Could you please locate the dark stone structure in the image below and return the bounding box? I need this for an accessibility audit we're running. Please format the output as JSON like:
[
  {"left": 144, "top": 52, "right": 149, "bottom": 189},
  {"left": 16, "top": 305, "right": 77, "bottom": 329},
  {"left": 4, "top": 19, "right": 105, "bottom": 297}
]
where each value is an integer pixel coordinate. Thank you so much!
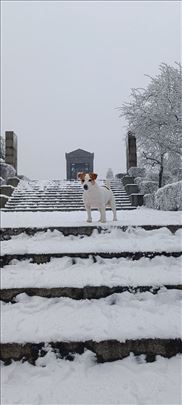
[
  {"left": 126, "top": 131, "right": 137, "bottom": 171},
  {"left": 65, "top": 149, "right": 94, "bottom": 180},
  {"left": 5, "top": 131, "right": 18, "bottom": 174}
]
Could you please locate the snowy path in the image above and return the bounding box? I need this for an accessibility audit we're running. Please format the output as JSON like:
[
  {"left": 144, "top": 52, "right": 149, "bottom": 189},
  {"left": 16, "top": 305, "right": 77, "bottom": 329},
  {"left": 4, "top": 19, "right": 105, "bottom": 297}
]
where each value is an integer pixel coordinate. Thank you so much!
[
  {"left": 1, "top": 207, "right": 182, "bottom": 228},
  {"left": 1, "top": 227, "right": 182, "bottom": 255},
  {"left": 2, "top": 256, "right": 182, "bottom": 289},
  {"left": 1, "top": 351, "right": 181, "bottom": 405},
  {"left": 1, "top": 290, "right": 182, "bottom": 343}
]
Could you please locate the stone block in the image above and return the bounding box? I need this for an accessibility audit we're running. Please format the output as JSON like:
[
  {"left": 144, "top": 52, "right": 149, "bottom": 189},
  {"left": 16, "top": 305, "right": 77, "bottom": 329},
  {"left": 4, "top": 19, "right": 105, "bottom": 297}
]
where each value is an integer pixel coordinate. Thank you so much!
[
  {"left": 0, "top": 185, "right": 15, "bottom": 196},
  {"left": 129, "top": 193, "right": 144, "bottom": 207},
  {"left": 125, "top": 184, "right": 139, "bottom": 195},
  {"left": 0, "top": 194, "right": 9, "bottom": 208},
  {"left": 7, "top": 177, "right": 20, "bottom": 187},
  {"left": 122, "top": 176, "right": 134, "bottom": 186}
]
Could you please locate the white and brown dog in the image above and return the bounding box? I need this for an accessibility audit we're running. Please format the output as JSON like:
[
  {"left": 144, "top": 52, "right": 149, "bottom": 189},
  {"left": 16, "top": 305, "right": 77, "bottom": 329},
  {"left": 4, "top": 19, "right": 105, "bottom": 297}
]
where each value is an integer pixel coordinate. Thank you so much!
[{"left": 78, "top": 172, "right": 117, "bottom": 223}]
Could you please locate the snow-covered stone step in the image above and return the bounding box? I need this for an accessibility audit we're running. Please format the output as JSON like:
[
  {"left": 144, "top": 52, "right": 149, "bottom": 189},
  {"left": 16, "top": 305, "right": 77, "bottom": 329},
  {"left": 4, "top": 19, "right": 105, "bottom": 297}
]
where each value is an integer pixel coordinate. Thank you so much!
[
  {"left": 2, "top": 207, "right": 135, "bottom": 212},
  {"left": 1, "top": 227, "right": 181, "bottom": 256},
  {"left": 1, "top": 337, "right": 181, "bottom": 364},
  {"left": 1, "top": 224, "right": 181, "bottom": 239},
  {"left": 4, "top": 179, "right": 134, "bottom": 212},
  {"left": 1, "top": 227, "right": 181, "bottom": 265},
  {"left": 1, "top": 290, "right": 181, "bottom": 344},
  {"left": 5, "top": 203, "right": 132, "bottom": 209},
  {"left": 2, "top": 251, "right": 181, "bottom": 266},
  {"left": 1, "top": 256, "right": 181, "bottom": 302}
]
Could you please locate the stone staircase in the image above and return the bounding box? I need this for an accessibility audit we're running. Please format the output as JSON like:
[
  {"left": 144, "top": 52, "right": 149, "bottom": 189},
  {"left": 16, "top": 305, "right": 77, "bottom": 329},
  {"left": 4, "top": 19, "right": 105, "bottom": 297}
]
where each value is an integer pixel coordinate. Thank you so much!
[
  {"left": 2, "top": 179, "right": 135, "bottom": 211},
  {"left": 1, "top": 224, "right": 182, "bottom": 364}
]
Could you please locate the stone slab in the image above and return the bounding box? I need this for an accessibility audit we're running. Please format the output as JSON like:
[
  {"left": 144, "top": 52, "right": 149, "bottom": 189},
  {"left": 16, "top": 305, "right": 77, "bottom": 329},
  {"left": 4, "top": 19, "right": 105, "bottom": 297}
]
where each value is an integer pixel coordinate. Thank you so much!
[{"left": 125, "top": 184, "right": 139, "bottom": 195}]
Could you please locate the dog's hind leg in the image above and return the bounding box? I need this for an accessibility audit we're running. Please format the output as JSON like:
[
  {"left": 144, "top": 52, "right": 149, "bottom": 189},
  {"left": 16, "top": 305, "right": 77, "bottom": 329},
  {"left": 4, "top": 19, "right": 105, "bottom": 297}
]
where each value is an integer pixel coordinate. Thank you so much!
[{"left": 110, "top": 198, "right": 117, "bottom": 221}]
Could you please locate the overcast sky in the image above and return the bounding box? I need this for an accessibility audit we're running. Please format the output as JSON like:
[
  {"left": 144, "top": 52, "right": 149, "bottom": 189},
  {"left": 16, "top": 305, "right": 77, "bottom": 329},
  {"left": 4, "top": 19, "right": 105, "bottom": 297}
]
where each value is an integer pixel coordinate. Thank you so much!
[{"left": 1, "top": 1, "right": 181, "bottom": 179}]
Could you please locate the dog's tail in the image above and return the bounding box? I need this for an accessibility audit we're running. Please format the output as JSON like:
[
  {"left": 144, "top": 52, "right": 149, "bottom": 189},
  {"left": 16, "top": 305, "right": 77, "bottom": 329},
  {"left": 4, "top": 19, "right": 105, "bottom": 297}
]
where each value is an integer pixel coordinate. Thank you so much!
[{"left": 105, "top": 179, "right": 111, "bottom": 189}]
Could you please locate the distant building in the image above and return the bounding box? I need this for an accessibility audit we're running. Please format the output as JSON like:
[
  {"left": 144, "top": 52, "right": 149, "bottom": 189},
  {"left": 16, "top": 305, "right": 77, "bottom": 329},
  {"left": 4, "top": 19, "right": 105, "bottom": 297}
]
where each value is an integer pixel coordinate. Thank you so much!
[{"left": 65, "top": 149, "right": 94, "bottom": 180}]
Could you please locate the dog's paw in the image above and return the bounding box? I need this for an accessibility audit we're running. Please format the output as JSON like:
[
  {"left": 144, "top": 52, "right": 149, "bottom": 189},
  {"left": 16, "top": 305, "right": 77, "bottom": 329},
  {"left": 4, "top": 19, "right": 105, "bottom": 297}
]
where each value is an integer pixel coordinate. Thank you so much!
[{"left": 86, "top": 219, "right": 92, "bottom": 223}]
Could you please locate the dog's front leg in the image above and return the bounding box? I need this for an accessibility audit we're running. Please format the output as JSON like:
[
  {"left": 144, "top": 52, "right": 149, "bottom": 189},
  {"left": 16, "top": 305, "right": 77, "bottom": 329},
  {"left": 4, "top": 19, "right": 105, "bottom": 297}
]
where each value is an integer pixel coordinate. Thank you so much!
[
  {"left": 86, "top": 205, "right": 92, "bottom": 223},
  {"left": 99, "top": 206, "right": 106, "bottom": 223}
]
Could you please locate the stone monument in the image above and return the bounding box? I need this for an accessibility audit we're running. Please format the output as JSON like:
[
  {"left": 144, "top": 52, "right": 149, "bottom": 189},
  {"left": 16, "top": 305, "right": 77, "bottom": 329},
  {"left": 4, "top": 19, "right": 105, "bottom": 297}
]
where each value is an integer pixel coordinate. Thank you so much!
[
  {"left": 65, "top": 149, "right": 94, "bottom": 180},
  {"left": 126, "top": 131, "right": 137, "bottom": 170}
]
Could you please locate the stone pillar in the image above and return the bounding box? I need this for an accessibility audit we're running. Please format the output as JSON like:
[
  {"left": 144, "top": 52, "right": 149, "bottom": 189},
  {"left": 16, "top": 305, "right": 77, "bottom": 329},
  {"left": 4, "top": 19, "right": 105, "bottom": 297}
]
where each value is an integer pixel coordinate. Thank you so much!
[
  {"left": 5, "top": 131, "right": 18, "bottom": 174},
  {"left": 126, "top": 131, "right": 137, "bottom": 171}
]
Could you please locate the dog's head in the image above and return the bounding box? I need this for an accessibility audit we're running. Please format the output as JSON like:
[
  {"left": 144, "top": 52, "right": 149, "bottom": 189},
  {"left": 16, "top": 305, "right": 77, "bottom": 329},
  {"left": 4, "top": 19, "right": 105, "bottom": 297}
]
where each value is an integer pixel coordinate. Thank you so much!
[{"left": 77, "top": 172, "right": 98, "bottom": 191}]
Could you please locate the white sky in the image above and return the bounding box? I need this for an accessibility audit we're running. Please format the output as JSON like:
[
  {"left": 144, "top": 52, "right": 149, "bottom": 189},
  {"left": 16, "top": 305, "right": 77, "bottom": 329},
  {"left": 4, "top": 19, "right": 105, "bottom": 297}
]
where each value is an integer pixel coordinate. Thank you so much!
[{"left": 1, "top": 1, "right": 181, "bottom": 179}]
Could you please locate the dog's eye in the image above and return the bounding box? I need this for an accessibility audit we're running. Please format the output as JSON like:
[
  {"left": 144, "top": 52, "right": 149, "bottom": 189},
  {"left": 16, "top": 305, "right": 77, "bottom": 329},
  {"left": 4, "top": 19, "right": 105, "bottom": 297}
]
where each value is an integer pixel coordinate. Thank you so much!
[
  {"left": 81, "top": 179, "right": 84, "bottom": 183},
  {"left": 88, "top": 179, "right": 92, "bottom": 182}
]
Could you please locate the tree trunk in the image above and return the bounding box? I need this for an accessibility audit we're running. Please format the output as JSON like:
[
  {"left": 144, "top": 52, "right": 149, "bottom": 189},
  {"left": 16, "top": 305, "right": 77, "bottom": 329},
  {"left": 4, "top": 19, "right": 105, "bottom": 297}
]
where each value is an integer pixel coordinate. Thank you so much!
[{"left": 158, "top": 155, "right": 164, "bottom": 188}]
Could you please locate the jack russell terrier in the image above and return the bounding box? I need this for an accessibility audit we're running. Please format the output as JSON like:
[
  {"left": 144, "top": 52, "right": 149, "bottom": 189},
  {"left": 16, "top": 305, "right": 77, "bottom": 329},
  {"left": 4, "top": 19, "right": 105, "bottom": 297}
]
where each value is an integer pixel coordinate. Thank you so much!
[{"left": 78, "top": 172, "right": 117, "bottom": 223}]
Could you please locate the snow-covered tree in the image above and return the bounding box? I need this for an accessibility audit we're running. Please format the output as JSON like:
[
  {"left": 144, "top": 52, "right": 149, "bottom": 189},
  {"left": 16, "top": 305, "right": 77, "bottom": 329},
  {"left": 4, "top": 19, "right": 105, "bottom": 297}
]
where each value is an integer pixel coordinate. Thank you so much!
[
  {"left": 0, "top": 136, "right": 5, "bottom": 161},
  {"left": 119, "top": 63, "right": 182, "bottom": 187},
  {"left": 106, "top": 168, "right": 114, "bottom": 179}
]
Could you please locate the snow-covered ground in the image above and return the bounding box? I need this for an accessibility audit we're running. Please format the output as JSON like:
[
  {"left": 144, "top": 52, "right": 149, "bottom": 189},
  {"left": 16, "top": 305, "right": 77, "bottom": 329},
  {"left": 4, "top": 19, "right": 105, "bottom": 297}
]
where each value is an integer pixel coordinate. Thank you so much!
[
  {"left": 2, "top": 256, "right": 181, "bottom": 289},
  {"left": 1, "top": 351, "right": 181, "bottom": 405},
  {"left": 1, "top": 207, "right": 182, "bottom": 228},
  {"left": 1, "top": 227, "right": 182, "bottom": 255}
]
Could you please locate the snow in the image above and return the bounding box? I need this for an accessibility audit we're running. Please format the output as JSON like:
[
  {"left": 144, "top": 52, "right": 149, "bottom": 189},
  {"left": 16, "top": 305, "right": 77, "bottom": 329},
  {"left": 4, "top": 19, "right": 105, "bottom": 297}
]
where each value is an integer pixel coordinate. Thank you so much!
[
  {"left": 1, "top": 289, "right": 182, "bottom": 343},
  {"left": 1, "top": 227, "right": 182, "bottom": 256},
  {"left": 2, "top": 256, "right": 182, "bottom": 289},
  {"left": 1, "top": 207, "right": 182, "bottom": 228},
  {"left": 1, "top": 351, "right": 181, "bottom": 405}
]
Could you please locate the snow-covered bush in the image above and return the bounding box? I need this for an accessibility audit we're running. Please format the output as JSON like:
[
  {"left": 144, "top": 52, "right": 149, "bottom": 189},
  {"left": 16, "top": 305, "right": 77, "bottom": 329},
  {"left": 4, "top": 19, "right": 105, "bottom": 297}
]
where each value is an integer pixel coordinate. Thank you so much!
[
  {"left": 0, "top": 176, "right": 6, "bottom": 186},
  {"left": 143, "top": 193, "right": 155, "bottom": 209},
  {"left": 115, "top": 173, "right": 126, "bottom": 179},
  {"left": 128, "top": 167, "right": 146, "bottom": 178},
  {"left": 0, "top": 136, "right": 5, "bottom": 160},
  {"left": 171, "top": 167, "right": 182, "bottom": 181},
  {"left": 134, "top": 177, "right": 144, "bottom": 186},
  {"left": 0, "top": 162, "right": 16, "bottom": 180},
  {"left": 139, "top": 181, "right": 158, "bottom": 195},
  {"left": 155, "top": 181, "right": 182, "bottom": 211}
]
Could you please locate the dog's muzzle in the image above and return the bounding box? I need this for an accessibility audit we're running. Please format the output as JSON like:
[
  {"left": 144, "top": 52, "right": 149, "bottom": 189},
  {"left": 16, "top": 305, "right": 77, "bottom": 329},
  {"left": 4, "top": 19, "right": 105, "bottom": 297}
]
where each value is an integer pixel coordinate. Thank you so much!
[{"left": 83, "top": 184, "right": 88, "bottom": 190}]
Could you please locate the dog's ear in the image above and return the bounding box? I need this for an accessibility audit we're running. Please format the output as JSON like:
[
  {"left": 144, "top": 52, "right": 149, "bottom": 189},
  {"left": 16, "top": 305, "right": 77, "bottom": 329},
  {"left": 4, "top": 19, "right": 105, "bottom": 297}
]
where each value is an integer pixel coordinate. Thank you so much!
[
  {"left": 89, "top": 173, "right": 97, "bottom": 180},
  {"left": 77, "top": 172, "right": 85, "bottom": 180}
]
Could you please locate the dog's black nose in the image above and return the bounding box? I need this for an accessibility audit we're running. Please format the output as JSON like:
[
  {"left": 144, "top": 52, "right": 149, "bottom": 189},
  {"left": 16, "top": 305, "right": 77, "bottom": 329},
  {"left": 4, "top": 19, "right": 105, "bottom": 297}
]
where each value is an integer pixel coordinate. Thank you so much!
[{"left": 83, "top": 184, "right": 88, "bottom": 190}]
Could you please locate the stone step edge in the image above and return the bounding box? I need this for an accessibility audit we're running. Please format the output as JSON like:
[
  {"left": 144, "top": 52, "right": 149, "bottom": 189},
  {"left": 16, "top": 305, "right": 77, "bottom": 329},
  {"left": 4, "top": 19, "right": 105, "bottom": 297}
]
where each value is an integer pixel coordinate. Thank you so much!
[
  {"left": 1, "top": 251, "right": 181, "bottom": 266},
  {"left": 1, "top": 225, "right": 181, "bottom": 239},
  {"left": 1, "top": 285, "right": 182, "bottom": 303},
  {"left": 1, "top": 338, "right": 182, "bottom": 364}
]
